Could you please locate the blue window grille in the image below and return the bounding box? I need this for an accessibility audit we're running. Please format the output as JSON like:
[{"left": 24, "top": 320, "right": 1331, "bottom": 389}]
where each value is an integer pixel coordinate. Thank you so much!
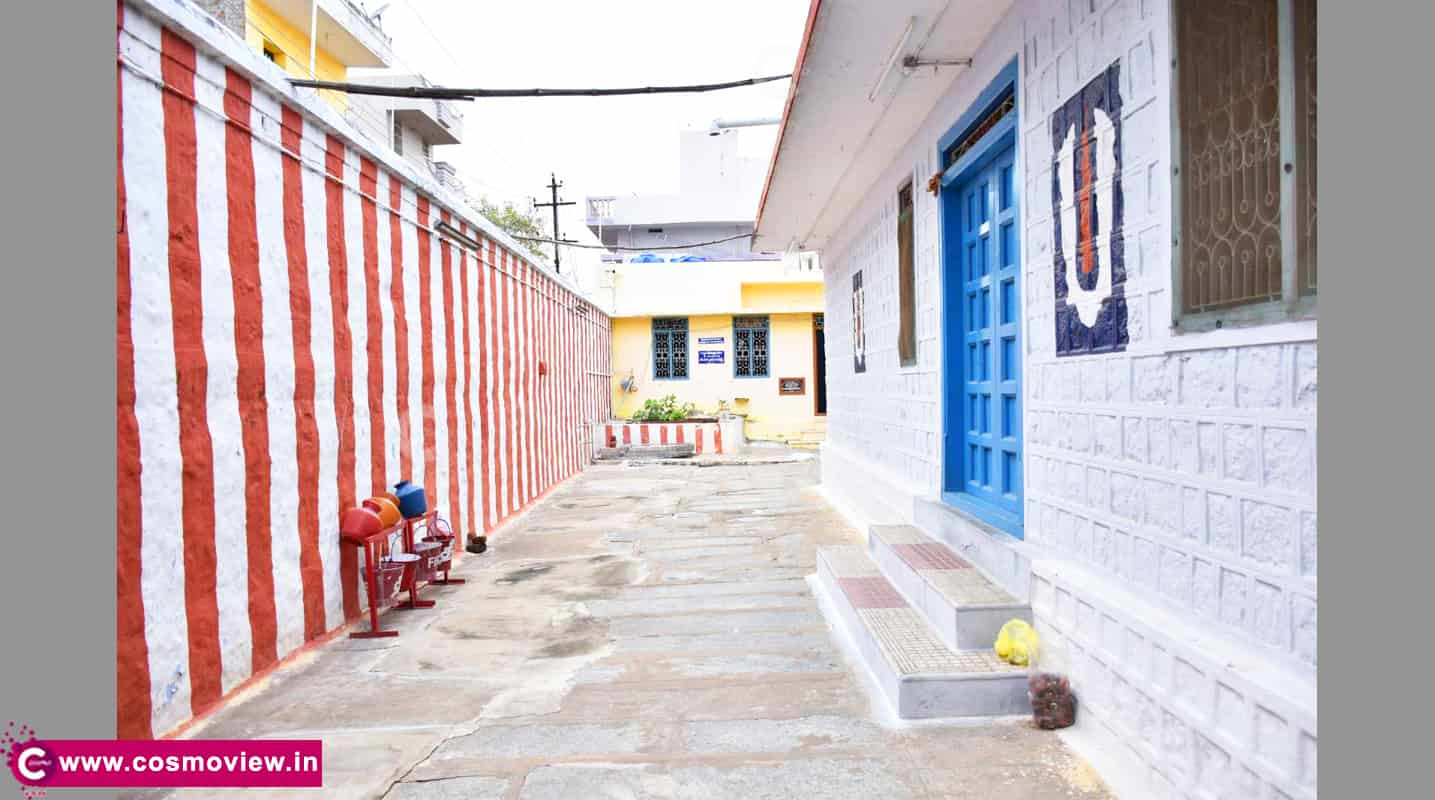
[
  {"left": 653, "top": 317, "right": 689, "bottom": 379},
  {"left": 733, "top": 316, "right": 770, "bottom": 378}
]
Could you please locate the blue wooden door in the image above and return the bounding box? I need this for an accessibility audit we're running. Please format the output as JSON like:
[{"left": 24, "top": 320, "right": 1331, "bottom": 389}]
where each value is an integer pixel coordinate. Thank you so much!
[{"left": 945, "top": 144, "right": 1022, "bottom": 528}]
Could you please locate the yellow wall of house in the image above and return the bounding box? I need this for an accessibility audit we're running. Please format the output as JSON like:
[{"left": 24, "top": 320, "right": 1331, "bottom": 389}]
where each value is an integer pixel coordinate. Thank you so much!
[
  {"left": 605, "top": 258, "right": 823, "bottom": 319},
  {"left": 739, "top": 281, "right": 825, "bottom": 313},
  {"left": 610, "top": 313, "right": 824, "bottom": 442},
  {"left": 245, "top": 0, "right": 350, "bottom": 112}
]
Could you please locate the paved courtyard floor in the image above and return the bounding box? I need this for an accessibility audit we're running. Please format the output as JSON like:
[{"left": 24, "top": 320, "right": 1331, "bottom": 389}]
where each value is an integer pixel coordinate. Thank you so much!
[{"left": 157, "top": 458, "right": 1110, "bottom": 799}]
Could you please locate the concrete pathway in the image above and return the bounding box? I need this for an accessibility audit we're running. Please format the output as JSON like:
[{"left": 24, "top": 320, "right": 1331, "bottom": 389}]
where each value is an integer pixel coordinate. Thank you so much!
[{"left": 158, "top": 459, "right": 1109, "bottom": 799}]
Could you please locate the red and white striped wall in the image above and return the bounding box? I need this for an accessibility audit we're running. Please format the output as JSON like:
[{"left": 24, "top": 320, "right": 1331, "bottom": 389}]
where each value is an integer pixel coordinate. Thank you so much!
[
  {"left": 117, "top": 2, "right": 611, "bottom": 739},
  {"left": 600, "top": 422, "right": 727, "bottom": 455}
]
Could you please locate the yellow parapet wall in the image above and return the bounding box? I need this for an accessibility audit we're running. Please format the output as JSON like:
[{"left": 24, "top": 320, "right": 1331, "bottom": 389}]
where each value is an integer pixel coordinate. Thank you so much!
[
  {"left": 739, "top": 280, "right": 825, "bottom": 313},
  {"left": 610, "top": 312, "right": 825, "bottom": 443}
]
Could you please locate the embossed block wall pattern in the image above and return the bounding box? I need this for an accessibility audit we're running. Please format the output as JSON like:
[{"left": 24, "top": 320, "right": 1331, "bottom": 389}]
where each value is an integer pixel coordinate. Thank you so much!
[{"left": 814, "top": 0, "right": 1314, "bottom": 797}]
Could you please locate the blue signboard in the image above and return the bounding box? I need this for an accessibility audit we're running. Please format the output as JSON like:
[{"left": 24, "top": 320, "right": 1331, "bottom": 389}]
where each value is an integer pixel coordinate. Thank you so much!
[
  {"left": 698, "top": 350, "right": 725, "bottom": 365},
  {"left": 697, "top": 336, "right": 725, "bottom": 345}
]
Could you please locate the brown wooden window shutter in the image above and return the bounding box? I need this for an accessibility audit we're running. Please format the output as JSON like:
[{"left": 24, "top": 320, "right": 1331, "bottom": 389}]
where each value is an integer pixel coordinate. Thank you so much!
[{"left": 897, "top": 182, "right": 917, "bottom": 365}]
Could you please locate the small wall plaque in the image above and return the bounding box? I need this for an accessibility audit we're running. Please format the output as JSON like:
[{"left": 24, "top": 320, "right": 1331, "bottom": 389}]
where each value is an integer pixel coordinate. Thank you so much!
[{"left": 779, "top": 377, "right": 806, "bottom": 395}]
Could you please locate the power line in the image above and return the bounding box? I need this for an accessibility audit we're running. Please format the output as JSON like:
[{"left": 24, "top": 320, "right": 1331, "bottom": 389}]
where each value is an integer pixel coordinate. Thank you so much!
[
  {"left": 287, "top": 74, "right": 792, "bottom": 100},
  {"left": 532, "top": 173, "right": 577, "bottom": 273},
  {"left": 512, "top": 232, "right": 753, "bottom": 252},
  {"left": 337, "top": 4, "right": 536, "bottom": 206}
]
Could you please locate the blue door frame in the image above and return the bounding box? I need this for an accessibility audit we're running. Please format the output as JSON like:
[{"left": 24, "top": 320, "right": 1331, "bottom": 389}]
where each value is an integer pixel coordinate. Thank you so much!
[{"left": 938, "top": 58, "right": 1024, "bottom": 537}]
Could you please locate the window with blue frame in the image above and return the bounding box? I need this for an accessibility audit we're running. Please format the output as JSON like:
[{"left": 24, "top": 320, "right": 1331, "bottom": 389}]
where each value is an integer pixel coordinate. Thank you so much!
[
  {"left": 652, "top": 317, "right": 689, "bottom": 379},
  {"left": 733, "top": 316, "right": 769, "bottom": 377}
]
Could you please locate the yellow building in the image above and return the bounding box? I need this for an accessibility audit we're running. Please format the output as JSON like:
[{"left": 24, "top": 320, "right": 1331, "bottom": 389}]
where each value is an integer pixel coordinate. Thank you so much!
[
  {"left": 237, "top": 0, "right": 395, "bottom": 113},
  {"left": 604, "top": 256, "right": 828, "bottom": 445}
]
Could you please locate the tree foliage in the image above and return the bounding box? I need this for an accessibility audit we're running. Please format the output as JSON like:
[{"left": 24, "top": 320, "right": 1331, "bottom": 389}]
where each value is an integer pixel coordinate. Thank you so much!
[{"left": 470, "top": 196, "right": 550, "bottom": 264}]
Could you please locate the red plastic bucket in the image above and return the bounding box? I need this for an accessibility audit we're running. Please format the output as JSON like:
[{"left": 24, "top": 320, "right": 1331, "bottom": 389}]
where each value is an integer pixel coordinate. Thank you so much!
[
  {"left": 412, "top": 541, "right": 443, "bottom": 582},
  {"left": 386, "top": 552, "right": 420, "bottom": 592},
  {"left": 423, "top": 534, "right": 454, "bottom": 573},
  {"left": 365, "top": 559, "right": 407, "bottom": 605},
  {"left": 422, "top": 517, "right": 455, "bottom": 570},
  {"left": 431, "top": 517, "right": 454, "bottom": 538}
]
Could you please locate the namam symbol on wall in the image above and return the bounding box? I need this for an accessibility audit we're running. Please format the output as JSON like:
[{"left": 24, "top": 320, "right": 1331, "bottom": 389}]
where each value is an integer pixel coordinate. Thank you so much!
[
  {"left": 852, "top": 270, "right": 867, "bottom": 373},
  {"left": 1051, "top": 61, "right": 1128, "bottom": 356}
]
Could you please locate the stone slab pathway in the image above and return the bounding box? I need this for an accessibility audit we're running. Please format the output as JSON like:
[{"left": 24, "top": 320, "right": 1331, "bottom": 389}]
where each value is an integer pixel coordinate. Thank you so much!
[{"left": 137, "top": 459, "right": 1109, "bottom": 800}]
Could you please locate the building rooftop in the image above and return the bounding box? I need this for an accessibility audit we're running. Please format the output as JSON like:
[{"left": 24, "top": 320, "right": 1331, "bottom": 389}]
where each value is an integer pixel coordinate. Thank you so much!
[
  {"left": 585, "top": 127, "right": 772, "bottom": 232},
  {"left": 754, "top": 0, "right": 1013, "bottom": 251},
  {"left": 260, "top": 0, "right": 395, "bottom": 68}
]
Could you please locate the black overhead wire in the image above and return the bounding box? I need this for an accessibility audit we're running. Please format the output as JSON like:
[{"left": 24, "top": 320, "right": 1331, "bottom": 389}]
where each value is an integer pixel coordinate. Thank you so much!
[
  {"left": 287, "top": 74, "right": 792, "bottom": 100},
  {"left": 288, "top": 68, "right": 790, "bottom": 256}
]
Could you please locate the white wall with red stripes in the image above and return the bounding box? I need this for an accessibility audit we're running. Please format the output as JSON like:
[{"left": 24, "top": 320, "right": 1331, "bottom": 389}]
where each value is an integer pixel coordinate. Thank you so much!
[
  {"left": 117, "top": 0, "right": 612, "bottom": 739},
  {"left": 600, "top": 422, "right": 728, "bottom": 455}
]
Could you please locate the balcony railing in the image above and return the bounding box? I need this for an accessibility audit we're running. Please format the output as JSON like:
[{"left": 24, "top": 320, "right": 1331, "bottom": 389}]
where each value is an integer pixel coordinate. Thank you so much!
[
  {"left": 587, "top": 197, "right": 616, "bottom": 220},
  {"left": 433, "top": 161, "right": 462, "bottom": 192},
  {"left": 336, "top": 0, "right": 392, "bottom": 47},
  {"left": 436, "top": 99, "right": 461, "bottom": 131}
]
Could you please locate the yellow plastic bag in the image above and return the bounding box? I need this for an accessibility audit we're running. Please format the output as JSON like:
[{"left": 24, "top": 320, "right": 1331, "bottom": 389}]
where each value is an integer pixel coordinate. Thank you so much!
[{"left": 994, "top": 619, "right": 1041, "bottom": 666}]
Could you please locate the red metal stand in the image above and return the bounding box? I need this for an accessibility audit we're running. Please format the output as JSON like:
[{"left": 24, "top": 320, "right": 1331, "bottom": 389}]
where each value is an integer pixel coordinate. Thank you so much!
[
  {"left": 395, "top": 556, "right": 436, "bottom": 609},
  {"left": 342, "top": 508, "right": 466, "bottom": 628},
  {"left": 407, "top": 511, "right": 466, "bottom": 585},
  {"left": 345, "top": 521, "right": 406, "bottom": 638},
  {"left": 391, "top": 511, "right": 434, "bottom": 609}
]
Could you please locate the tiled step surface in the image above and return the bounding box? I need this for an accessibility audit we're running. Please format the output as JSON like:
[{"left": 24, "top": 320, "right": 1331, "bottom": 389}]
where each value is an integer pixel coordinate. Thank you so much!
[
  {"left": 869, "top": 525, "right": 1031, "bottom": 653},
  {"left": 815, "top": 546, "right": 1029, "bottom": 719}
]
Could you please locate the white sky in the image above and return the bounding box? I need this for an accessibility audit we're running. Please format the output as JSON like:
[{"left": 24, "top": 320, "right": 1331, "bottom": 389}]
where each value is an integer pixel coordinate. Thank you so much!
[{"left": 361, "top": 0, "right": 810, "bottom": 296}]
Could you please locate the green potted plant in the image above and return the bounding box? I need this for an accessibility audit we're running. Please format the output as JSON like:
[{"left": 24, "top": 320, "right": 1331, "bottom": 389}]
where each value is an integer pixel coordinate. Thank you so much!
[{"left": 629, "top": 394, "right": 697, "bottom": 423}]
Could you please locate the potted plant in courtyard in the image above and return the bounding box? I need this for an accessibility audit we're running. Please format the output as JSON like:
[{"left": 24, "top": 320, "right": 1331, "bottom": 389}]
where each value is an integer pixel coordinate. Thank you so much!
[{"left": 630, "top": 394, "right": 702, "bottom": 423}]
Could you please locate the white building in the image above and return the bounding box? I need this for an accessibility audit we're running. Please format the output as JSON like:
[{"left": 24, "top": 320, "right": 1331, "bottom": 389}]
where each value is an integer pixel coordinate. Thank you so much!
[
  {"left": 588, "top": 122, "right": 828, "bottom": 445},
  {"left": 586, "top": 123, "right": 781, "bottom": 262},
  {"left": 755, "top": 2, "right": 1316, "bottom": 798},
  {"left": 193, "top": 0, "right": 466, "bottom": 193},
  {"left": 347, "top": 71, "right": 466, "bottom": 192}
]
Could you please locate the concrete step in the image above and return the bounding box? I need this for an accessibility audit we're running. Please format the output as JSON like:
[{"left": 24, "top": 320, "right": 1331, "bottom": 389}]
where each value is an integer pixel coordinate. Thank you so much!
[
  {"left": 868, "top": 525, "right": 1031, "bottom": 653},
  {"left": 814, "top": 546, "right": 1029, "bottom": 719},
  {"left": 596, "top": 443, "right": 696, "bottom": 460}
]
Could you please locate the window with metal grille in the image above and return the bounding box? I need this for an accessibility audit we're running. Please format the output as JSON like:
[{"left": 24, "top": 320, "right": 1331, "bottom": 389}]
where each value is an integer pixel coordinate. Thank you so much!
[
  {"left": 897, "top": 181, "right": 917, "bottom": 366},
  {"left": 391, "top": 112, "right": 403, "bottom": 156},
  {"left": 652, "top": 317, "right": 689, "bottom": 380},
  {"left": 942, "top": 92, "right": 1014, "bottom": 171},
  {"left": 733, "top": 316, "right": 770, "bottom": 378},
  {"left": 1174, "top": 0, "right": 1316, "bottom": 327}
]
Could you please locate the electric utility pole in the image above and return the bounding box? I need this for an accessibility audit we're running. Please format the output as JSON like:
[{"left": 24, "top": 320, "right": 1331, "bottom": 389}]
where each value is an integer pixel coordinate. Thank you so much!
[{"left": 533, "top": 173, "right": 576, "bottom": 273}]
